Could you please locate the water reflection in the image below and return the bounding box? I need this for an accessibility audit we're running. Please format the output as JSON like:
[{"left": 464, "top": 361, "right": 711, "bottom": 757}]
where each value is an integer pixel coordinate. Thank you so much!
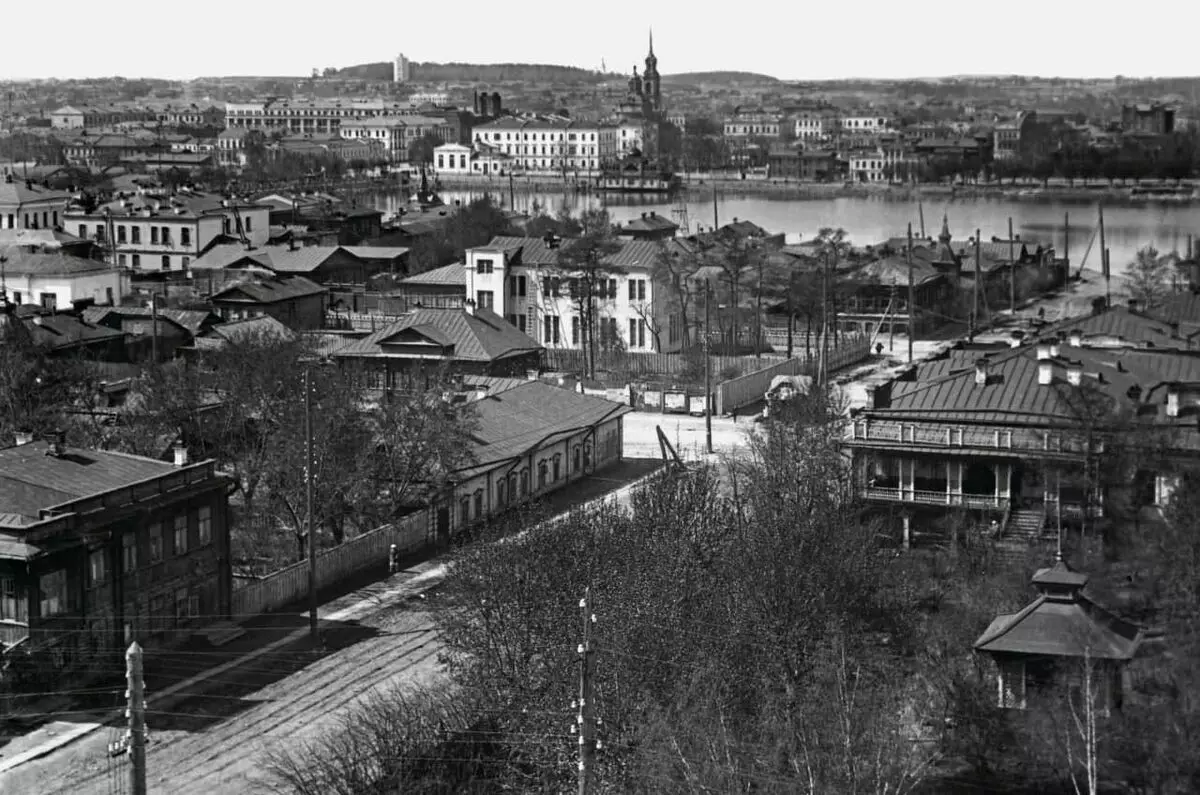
[{"left": 371, "top": 188, "right": 1200, "bottom": 276}]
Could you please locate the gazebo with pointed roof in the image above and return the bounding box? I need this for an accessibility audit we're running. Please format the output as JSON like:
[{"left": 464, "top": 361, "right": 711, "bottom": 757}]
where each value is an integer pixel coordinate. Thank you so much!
[{"left": 973, "top": 556, "right": 1143, "bottom": 711}]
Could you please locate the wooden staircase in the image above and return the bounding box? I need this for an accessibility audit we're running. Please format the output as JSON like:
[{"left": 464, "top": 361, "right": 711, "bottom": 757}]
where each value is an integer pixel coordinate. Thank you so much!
[{"left": 995, "top": 509, "right": 1046, "bottom": 561}]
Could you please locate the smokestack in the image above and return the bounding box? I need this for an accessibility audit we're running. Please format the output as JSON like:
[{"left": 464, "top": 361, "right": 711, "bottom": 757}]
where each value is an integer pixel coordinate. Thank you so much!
[
  {"left": 1038, "top": 361, "right": 1054, "bottom": 385},
  {"left": 1167, "top": 388, "right": 1180, "bottom": 418},
  {"left": 974, "top": 358, "right": 989, "bottom": 386}
]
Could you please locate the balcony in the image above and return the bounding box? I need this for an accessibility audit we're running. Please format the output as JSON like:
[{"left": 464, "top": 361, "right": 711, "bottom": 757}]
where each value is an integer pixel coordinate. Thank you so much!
[
  {"left": 862, "top": 486, "right": 1008, "bottom": 510},
  {"left": 845, "top": 418, "right": 1096, "bottom": 457}
]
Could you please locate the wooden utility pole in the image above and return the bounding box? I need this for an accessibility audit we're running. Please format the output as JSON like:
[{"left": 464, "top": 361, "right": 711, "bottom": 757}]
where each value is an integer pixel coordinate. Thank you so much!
[
  {"left": 712, "top": 185, "right": 718, "bottom": 232},
  {"left": 888, "top": 281, "right": 897, "bottom": 352},
  {"left": 906, "top": 223, "right": 915, "bottom": 364},
  {"left": 971, "top": 229, "right": 981, "bottom": 341},
  {"left": 1008, "top": 217, "right": 1016, "bottom": 313},
  {"left": 576, "top": 588, "right": 596, "bottom": 795},
  {"left": 918, "top": 202, "right": 926, "bottom": 239},
  {"left": 1104, "top": 248, "right": 1112, "bottom": 308},
  {"left": 304, "top": 368, "right": 318, "bottom": 644},
  {"left": 126, "top": 642, "right": 147, "bottom": 795},
  {"left": 508, "top": 170, "right": 515, "bottom": 210},
  {"left": 704, "top": 281, "right": 713, "bottom": 454},
  {"left": 1064, "top": 212, "right": 1070, "bottom": 268},
  {"left": 150, "top": 293, "right": 160, "bottom": 363},
  {"left": 820, "top": 252, "right": 829, "bottom": 387},
  {"left": 1098, "top": 204, "right": 1107, "bottom": 305}
]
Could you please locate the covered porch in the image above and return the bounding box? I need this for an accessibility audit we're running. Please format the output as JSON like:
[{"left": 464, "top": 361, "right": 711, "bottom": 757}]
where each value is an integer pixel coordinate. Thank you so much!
[{"left": 860, "top": 452, "right": 1014, "bottom": 510}]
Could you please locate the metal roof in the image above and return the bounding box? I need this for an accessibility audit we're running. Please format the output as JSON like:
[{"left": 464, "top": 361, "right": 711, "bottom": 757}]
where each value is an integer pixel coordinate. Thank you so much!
[{"left": 334, "top": 307, "right": 542, "bottom": 363}]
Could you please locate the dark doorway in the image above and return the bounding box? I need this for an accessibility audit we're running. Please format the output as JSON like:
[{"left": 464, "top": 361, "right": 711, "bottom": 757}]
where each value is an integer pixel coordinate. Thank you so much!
[
  {"left": 964, "top": 462, "right": 996, "bottom": 497},
  {"left": 436, "top": 507, "right": 450, "bottom": 544}
]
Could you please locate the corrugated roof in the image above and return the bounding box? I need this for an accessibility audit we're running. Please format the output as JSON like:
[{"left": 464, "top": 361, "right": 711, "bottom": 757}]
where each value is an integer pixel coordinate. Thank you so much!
[
  {"left": 1037, "top": 306, "right": 1191, "bottom": 349},
  {"left": 341, "top": 246, "right": 409, "bottom": 261},
  {"left": 619, "top": 214, "right": 678, "bottom": 233},
  {"left": 81, "top": 306, "right": 218, "bottom": 336},
  {"left": 0, "top": 181, "right": 73, "bottom": 206},
  {"left": 21, "top": 313, "right": 124, "bottom": 350},
  {"left": 334, "top": 307, "right": 541, "bottom": 363},
  {"left": 0, "top": 228, "right": 90, "bottom": 249},
  {"left": 193, "top": 316, "right": 295, "bottom": 349},
  {"left": 0, "top": 441, "right": 176, "bottom": 522},
  {"left": 1150, "top": 292, "right": 1200, "bottom": 327}
]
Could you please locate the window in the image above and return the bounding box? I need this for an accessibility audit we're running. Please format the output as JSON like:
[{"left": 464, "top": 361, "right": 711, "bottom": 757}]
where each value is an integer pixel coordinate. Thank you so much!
[
  {"left": 173, "top": 516, "right": 188, "bottom": 556},
  {"left": 131, "top": 226, "right": 141, "bottom": 244},
  {"left": 148, "top": 523, "right": 163, "bottom": 562},
  {"left": 537, "top": 460, "right": 548, "bottom": 488},
  {"left": 244, "top": 217, "right": 252, "bottom": 232},
  {"left": 118, "top": 254, "right": 127, "bottom": 266},
  {"left": 198, "top": 506, "right": 212, "bottom": 546},
  {"left": 161, "top": 226, "right": 170, "bottom": 244},
  {"left": 89, "top": 548, "right": 107, "bottom": 586},
  {"left": 571, "top": 316, "right": 580, "bottom": 345},
  {"left": 175, "top": 587, "right": 190, "bottom": 624},
  {"left": 629, "top": 319, "right": 638, "bottom": 348},
  {"left": 497, "top": 478, "right": 507, "bottom": 507},
  {"left": 78, "top": 224, "right": 87, "bottom": 238},
  {"left": 162, "top": 255, "right": 171, "bottom": 270},
  {"left": 573, "top": 445, "right": 581, "bottom": 473},
  {"left": 508, "top": 275, "right": 526, "bottom": 296},
  {"left": 544, "top": 315, "right": 560, "bottom": 345},
  {"left": 182, "top": 256, "right": 190, "bottom": 269},
  {"left": 477, "top": 290, "right": 494, "bottom": 309},
  {"left": 40, "top": 293, "right": 57, "bottom": 311},
  {"left": 607, "top": 278, "right": 617, "bottom": 299},
  {"left": 516, "top": 314, "right": 526, "bottom": 333},
  {"left": 39, "top": 570, "right": 67, "bottom": 617},
  {"left": 118, "top": 225, "right": 127, "bottom": 243},
  {"left": 132, "top": 254, "right": 141, "bottom": 269},
  {"left": 151, "top": 227, "right": 159, "bottom": 245},
  {"left": 460, "top": 496, "right": 471, "bottom": 524},
  {"left": 181, "top": 228, "right": 190, "bottom": 246},
  {"left": 520, "top": 469, "right": 529, "bottom": 496},
  {"left": 553, "top": 454, "right": 562, "bottom": 481},
  {"left": 122, "top": 533, "right": 138, "bottom": 572},
  {"left": 0, "top": 577, "right": 25, "bottom": 622},
  {"left": 473, "top": 490, "right": 483, "bottom": 517}
]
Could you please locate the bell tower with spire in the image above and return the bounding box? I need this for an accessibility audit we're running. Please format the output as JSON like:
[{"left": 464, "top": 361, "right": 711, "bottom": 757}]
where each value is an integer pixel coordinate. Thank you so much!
[{"left": 643, "top": 29, "right": 661, "bottom": 113}]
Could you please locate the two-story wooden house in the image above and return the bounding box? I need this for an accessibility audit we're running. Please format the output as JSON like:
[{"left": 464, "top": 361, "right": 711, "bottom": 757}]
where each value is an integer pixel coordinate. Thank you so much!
[{"left": 0, "top": 438, "right": 233, "bottom": 687}]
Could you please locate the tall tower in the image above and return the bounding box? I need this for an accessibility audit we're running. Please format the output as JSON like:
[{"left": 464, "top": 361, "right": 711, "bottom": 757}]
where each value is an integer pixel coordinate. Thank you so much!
[
  {"left": 643, "top": 29, "right": 661, "bottom": 113},
  {"left": 393, "top": 53, "right": 411, "bottom": 84}
]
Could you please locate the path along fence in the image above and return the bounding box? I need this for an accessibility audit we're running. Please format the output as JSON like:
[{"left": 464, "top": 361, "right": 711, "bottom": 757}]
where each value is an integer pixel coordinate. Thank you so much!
[{"left": 231, "top": 510, "right": 431, "bottom": 618}]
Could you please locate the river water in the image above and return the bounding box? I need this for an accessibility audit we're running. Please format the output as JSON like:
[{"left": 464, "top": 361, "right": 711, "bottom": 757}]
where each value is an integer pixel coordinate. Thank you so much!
[{"left": 372, "top": 188, "right": 1200, "bottom": 277}]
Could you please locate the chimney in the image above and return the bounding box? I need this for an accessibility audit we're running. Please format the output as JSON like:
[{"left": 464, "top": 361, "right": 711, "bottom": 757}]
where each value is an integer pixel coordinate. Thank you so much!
[
  {"left": 1038, "top": 361, "right": 1054, "bottom": 385},
  {"left": 974, "top": 358, "right": 989, "bottom": 386},
  {"left": 173, "top": 443, "right": 189, "bottom": 467},
  {"left": 1008, "top": 331, "right": 1023, "bottom": 348},
  {"left": 1069, "top": 330, "right": 1083, "bottom": 347},
  {"left": 14, "top": 431, "right": 33, "bottom": 446},
  {"left": 1049, "top": 339, "right": 1061, "bottom": 358},
  {"left": 45, "top": 431, "right": 66, "bottom": 457},
  {"left": 464, "top": 298, "right": 476, "bottom": 316},
  {"left": 1036, "top": 343, "right": 1052, "bottom": 360},
  {"left": 1167, "top": 388, "right": 1181, "bottom": 418},
  {"left": 1066, "top": 364, "right": 1083, "bottom": 386},
  {"left": 1127, "top": 298, "right": 1139, "bottom": 312}
]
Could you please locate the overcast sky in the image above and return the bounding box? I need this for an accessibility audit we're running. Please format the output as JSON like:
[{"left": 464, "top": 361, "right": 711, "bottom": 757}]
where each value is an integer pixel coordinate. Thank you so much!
[{"left": 4, "top": 0, "right": 1199, "bottom": 82}]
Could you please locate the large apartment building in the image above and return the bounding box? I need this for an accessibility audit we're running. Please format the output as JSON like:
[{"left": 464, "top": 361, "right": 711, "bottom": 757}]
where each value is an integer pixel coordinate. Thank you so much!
[
  {"left": 224, "top": 98, "right": 427, "bottom": 136},
  {"left": 63, "top": 190, "right": 270, "bottom": 274},
  {"left": 469, "top": 118, "right": 618, "bottom": 174},
  {"left": 340, "top": 115, "right": 454, "bottom": 163},
  {"left": 463, "top": 235, "right": 683, "bottom": 354}
]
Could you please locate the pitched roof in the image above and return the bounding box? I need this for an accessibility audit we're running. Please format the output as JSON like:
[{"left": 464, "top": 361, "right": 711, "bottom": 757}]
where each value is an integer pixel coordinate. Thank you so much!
[
  {"left": 341, "top": 246, "right": 410, "bottom": 262},
  {"left": 848, "top": 255, "right": 943, "bottom": 287},
  {"left": 188, "top": 244, "right": 359, "bottom": 275},
  {"left": 209, "top": 275, "right": 326, "bottom": 304},
  {"left": 0, "top": 180, "right": 73, "bottom": 206},
  {"left": 1036, "top": 306, "right": 1193, "bottom": 350},
  {"left": 0, "top": 441, "right": 176, "bottom": 524},
  {"left": 460, "top": 381, "right": 632, "bottom": 473},
  {"left": 619, "top": 214, "right": 678, "bottom": 233},
  {"left": 334, "top": 307, "right": 542, "bottom": 363},
  {"left": 400, "top": 262, "right": 466, "bottom": 286},
  {"left": 1149, "top": 291, "right": 1200, "bottom": 328},
  {"left": 20, "top": 312, "right": 125, "bottom": 350},
  {"left": 869, "top": 343, "right": 1200, "bottom": 428},
  {"left": 0, "top": 250, "right": 114, "bottom": 276},
  {"left": 193, "top": 316, "right": 295, "bottom": 349},
  {"left": 0, "top": 228, "right": 91, "bottom": 250},
  {"left": 974, "top": 563, "right": 1142, "bottom": 661},
  {"left": 81, "top": 306, "right": 219, "bottom": 336}
]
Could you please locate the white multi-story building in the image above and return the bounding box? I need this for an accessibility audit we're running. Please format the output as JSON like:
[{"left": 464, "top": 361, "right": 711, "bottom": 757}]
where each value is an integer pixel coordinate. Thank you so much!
[
  {"left": 407, "top": 92, "right": 449, "bottom": 107},
  {"left": 723, "top": 112, "right": 784, "bottom": 139},
  {"left": 472, "top": 118, "right": 617, "bottom": 173},
  {"left": 224, "top": 98, "right": 423, "bottom": 135},
  {"left": 393, "top": 53, "right": 411, "bottom": 83},
  {"left": 463, "top": 236, "right": 681, "bottom": 353},
  {"left": 838, "top": 113, "right": 894, "bottom": 135},
  {"left": 63, "top": 191, "right": 270, "bottom": 274},
  {"left": 793, "top": 111, "right": 838, "bottom": 141},
  {"left": 848, "top": 146, "right": 916, "bottom": 183},
  {"left": 617, "top": 120, "right": 644, "bottom": 156},
  {"left": 339, "top": 117, "right": 409, "bottom": 162}
]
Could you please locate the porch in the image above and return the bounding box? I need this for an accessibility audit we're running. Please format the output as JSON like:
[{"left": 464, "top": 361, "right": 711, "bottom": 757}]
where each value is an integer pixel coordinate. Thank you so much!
[{"left": 860, "top": 453, "right": 1014, "bottom": 511}]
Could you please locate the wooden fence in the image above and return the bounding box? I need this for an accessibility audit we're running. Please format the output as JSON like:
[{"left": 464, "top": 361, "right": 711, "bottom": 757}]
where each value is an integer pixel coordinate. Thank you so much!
[
  {"left": 543, "top": 348, "right": 787, "bottom": 380},
  {"left": 713, "top": 334, "right": 871, "bottom": 414},
  {"left": 231, "top": 510, "right": 431, "bottom": 618}
]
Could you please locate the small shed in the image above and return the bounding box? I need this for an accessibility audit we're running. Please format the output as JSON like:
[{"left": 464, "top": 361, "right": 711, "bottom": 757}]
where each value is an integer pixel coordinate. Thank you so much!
[{"left": 973, "top": 559, "right": 1143, "bottom": 712}]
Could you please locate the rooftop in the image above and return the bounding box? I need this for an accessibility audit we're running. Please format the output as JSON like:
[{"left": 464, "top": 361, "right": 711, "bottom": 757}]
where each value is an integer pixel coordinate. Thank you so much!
[
  {"left": 400, "top": 262, "right": 466, "bottom": 286},
  {"left": 0, "top": 250, "right": 113, "bottom": 277},
  {"left": 209, "top": 275, "right": 326, "bottom": 304},
  {"left": 334, "top": 307, "right": 542, "bottom": 363}
]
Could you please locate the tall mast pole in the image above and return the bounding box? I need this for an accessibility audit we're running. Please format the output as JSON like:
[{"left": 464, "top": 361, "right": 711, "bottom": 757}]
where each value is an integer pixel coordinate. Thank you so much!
[
  {"left": 305, "top": 367, "right": 317, "bottom": 644},
  {"left": 1008, "top": 217, "right": 1016, "bottom": 313},
  {"left": 1098, "top": 203, "right": 1107, "bottom": 306},
  {"left": 704, "top": 281, "right": 713, "bottom": 454},
  {"left": 906, "top": 223, "right": 915, "bottom": 364}
]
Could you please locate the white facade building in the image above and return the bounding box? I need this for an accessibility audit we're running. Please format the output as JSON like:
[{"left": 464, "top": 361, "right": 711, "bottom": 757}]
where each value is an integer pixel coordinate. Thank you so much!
[
  {"left": 1, "top": 251, "right": 130, "bottom": 309},
  {"left": 339, "top": 117, "right": 409, "bottom": 162},
  {"left": 434, "top": 143, "right": 473, "bottom": 174},
  {"left": 463, "top": 236, "right": 679, "bottom": 353},
  {"left": 471, "top": 118, "right": 617, "bottom": 173}
]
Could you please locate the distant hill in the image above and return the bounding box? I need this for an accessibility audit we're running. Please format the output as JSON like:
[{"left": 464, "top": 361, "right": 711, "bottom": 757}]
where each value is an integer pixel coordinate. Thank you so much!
[
  {"left": 661, "top": 71, "right": 780, "bottom": 86},
  {"left": 327, "top": 62, "right": 608, "bottom": 84}
]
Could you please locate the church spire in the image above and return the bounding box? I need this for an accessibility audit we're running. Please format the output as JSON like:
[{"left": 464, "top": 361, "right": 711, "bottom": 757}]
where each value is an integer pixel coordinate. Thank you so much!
[
  {"left": 649, "top": 28, "right": 654, "bottom": 56},
  {"left": 938, "top": 213, "right": 952, "bottom": 244}
]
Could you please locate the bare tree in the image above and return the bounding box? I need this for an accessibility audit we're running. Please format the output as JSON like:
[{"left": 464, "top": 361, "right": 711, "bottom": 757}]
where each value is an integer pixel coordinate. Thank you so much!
[
  {"left": 553, "top": 208, "right": 621, "bottom": 378},
  {"left": 1126, "top": 244, "right": 1172, "bottom": 310}
]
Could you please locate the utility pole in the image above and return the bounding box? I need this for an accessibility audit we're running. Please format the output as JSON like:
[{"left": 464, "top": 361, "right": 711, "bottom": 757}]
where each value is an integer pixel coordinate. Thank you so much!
[
  {"left": 1064, "top": 212, "right": 1070, "bottom": 269},
  {"left": 970, "top": 229, "right": 981, "bottom": 341},
  {"left": 150, "top": 293, "right": 159, "bottom": 363},
  {"left": 918, "top": 202, "right": 926, "bottom": 239},
  {"left": 304, "top": 367, "right": 318, "bottom": 644},
  {"left": 508, "top": 170, "right": 515, "bottom": 210},
  {"left": 888, "top": 280, "right": 897, "bottom": 352},
  {"left": 1104, "top": 248, "right": 1112, "bottom": 308},
  {"left": 126, "top": 642, "right": 147, "bottom": 795},
  {"left": 1098, "top": 203, "right": 1107, "bottom": 306},
  {"left": 1008, "top": 217, "right": 1016, "bottom": 313},
  {"left": 906, "top": 223, "right": 915, "bottom": 364},
  {"left": 576, "top": 588, "right": 596, "bottom": 795},
  {"left": 785, "top": 271, "right": 795, "bottom": 359},
  {"left": 712, "top": 185, "right": 718, "bottom": 232},
  {"left": 704, "top": 281, "right": 713, "bottom": 454},
  {"left": 819, "top": 252, "right": 829, "bottom": 387}
]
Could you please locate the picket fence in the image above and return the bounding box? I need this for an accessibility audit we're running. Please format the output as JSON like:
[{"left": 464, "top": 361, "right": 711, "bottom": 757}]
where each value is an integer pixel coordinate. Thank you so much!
[{"left": 231, "top": 510, "right": 431, "bottom": 619}]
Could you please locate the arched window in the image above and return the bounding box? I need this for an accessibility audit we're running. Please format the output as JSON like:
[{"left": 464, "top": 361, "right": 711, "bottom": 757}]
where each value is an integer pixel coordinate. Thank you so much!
[
  {"left": 583, "top": 441, "right": 593, "bottom": 470},
  {"left": 520, "top": 469, "right": 529, "bottom": 497},
  {"left": 498, "top": 478, "right": 507, "bottom": 506},
  {"left": 473, "top": 489, "right": 484, "bottom": 518},
  {"left": 573, "top": 445, "right": 581, "bottom": 473},
  {"left": 459, "top": 496, "right": 471, "bottom": 525},
  {"left": 537, "top": 461, "right": 548, "bottom": 489},
  {"left": 509, "top": 473, "right": 519, "bottom": 501},
  {"left": 552, "top": 454, "right": 562, "bottom": 481}
]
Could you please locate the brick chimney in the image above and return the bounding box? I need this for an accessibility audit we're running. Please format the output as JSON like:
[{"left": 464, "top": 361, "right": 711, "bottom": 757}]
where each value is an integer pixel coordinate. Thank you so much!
[
  {"left": 1167, "top": 387, "right": 1181, "bottom": 418},
  {"left": 1069, "top": 330, "right": 1083, "bottom": 347},
  {"left": 464, "top": 298, "right": 476, "bottom": 316},
  {"left": 1038, "top": 361, "right": 1054, "bottom": 385},
  {"left": 1036, "top": 343, "right": 1052, "bottom": 360},
  {"left": 1066, "top": 364, "right": 1083, "bottom": 386},
  {"left": 974, "top": 358, "right": 989, "bottom": 386},
  {"left": 173, "top": 443, "right": 188, "bottom": 467}
]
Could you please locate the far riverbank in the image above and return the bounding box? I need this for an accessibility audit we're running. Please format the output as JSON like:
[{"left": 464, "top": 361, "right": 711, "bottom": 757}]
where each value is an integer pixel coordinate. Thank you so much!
[{"left": 430, "top": 173, "right": 1200, "bottom": 206}]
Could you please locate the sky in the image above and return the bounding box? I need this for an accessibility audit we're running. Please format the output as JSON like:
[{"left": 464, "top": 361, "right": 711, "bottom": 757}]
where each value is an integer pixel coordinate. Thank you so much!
[{"left": 4, "top": 0, "right": 1200, "bottom": 82}]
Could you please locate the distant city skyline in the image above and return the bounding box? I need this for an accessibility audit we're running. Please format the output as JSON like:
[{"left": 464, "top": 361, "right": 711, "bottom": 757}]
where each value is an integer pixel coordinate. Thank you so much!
[{"left": 4, "top": 0, "right": 1200, "bottom": 82}]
